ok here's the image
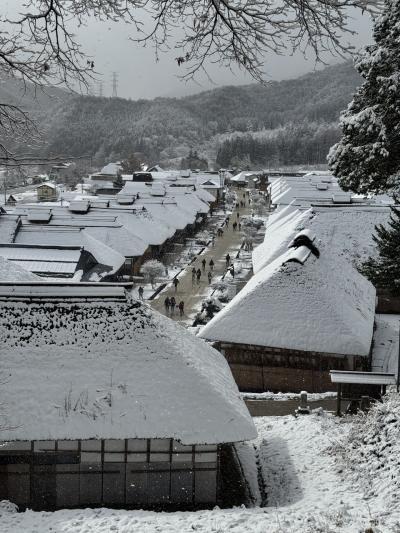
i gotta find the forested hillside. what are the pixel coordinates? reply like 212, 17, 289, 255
22, 62, 361, 167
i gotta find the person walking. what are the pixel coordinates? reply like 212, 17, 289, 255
173, 277, 179, 292
225, 253, 231, 267
138, 286, 144, 300
178, 300, 185, 317
211, 236, 215, 247
164, 296, 171, 314
191, 267, 196, 285
233, 221, 237, 231
170, 296, 176, 314
236, 211, 240, 219
201, 258, 206, 271
209, 259, 214, 271
196, 268, 201, 285
207, 271, 212, 285
229, 264, 235, 278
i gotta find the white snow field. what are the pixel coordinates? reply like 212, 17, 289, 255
2, 406, 399, 532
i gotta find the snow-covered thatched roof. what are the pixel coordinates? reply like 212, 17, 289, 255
253, 204, 391, 274
200, 243, 375, 356
0, 286, 256, 444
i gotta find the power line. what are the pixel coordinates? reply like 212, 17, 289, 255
112, 72, 118, 97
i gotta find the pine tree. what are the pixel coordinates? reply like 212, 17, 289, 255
328, 0, 400, 195
360, 207, 400, 294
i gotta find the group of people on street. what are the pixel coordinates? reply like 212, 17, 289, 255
164, 296, 185, 317
192, 257, 215, 286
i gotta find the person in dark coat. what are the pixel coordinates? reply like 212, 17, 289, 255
138, 286, 144, 300
202, 258, 206, 270
173, 278, 179, 292
196, 268, 202, 284
178, 301, 185, 317
191, 267, 196, 285
225, 253, 231, 267
207, 271, 212, 284
170, 296, 176, 314
164, 296, 170, 313
209, 259, 214, 270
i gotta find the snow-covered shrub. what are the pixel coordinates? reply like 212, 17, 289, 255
334, 392, 400, 519
195, 231, 210, 245
140, 260, 165, 288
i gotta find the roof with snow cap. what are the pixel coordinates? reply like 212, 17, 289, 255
0, 286, 256, 444
200, 242, 375, 356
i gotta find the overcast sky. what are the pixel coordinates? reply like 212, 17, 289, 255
5, 1, 374, 100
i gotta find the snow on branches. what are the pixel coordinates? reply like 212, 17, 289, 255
329, 0, 400, 195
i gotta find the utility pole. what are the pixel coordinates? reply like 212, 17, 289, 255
112, 72, 118, 98
98, 81, 104, 98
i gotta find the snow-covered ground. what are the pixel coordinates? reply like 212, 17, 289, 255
2, 405, 399, 532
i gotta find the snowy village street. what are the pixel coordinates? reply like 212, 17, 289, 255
150, 193, 254, 324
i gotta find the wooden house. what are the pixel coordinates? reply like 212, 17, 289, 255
37, 182, 58, 202
200, 236, 376, 393
0, 284, 256, 511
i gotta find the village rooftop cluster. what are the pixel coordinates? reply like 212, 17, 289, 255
0, 163, 398, 521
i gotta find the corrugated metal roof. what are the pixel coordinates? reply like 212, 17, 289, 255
12, 260, 77, 274
330, 370, 396, 385
69, 201, 90, 213
0, 247, 80, 262
27, 210, 52, 222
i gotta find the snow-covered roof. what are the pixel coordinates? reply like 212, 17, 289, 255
200, 244, 375, 356
69, 200, 90, 213
252, 205, 312, 273
84, 226, 148, 257
253, 204, 391, 274
15, 227, 125, 276
100, 162, 122, 176
0, 256, 40, 281
0, 287, 256, 444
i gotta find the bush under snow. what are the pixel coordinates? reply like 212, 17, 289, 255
333, 392, 400, 530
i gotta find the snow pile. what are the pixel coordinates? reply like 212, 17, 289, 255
0, 289, 255, 444
336, 392, 400, 528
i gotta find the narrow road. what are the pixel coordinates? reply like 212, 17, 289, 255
151, 189, 252, 323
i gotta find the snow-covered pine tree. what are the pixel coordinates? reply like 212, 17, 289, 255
360, 207, 400, 293
328, 0, 400, 195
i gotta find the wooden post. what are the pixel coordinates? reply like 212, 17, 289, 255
336, 383, 342, 416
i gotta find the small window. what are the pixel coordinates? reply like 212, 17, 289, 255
81, 452, 101, 463
104, 440, 124, 452
127, 453, 147, 463
81, 440, 101, 451
34, 441, 55, 452
195, 452, 217, 463
104, 453, 125, 462
127, 439, 147, 452
150, 439, 170, 452
150, 453, 170, 463
58, 440, 78, 451
172, 453, 192, 463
